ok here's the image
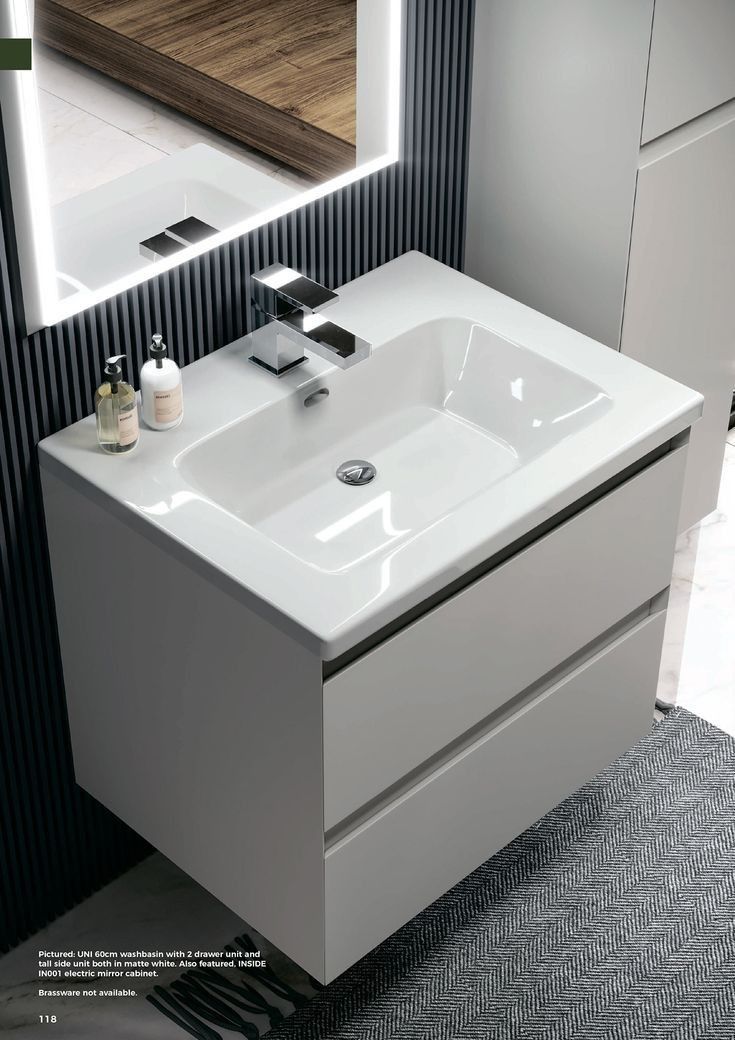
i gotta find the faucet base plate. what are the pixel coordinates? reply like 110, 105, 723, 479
248, 353, 307, 377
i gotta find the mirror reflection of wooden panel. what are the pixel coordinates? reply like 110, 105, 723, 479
34, 0, 357, 181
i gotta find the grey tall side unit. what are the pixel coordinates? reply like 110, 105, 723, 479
465, 0, 735, 532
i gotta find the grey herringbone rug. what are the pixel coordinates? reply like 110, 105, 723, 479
265, 709, 735, 1040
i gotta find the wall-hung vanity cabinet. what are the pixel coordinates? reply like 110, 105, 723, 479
466, 0, 735, 533
40, 254, 702, 983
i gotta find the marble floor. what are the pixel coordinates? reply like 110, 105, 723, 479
1, 433, 733, 1039
0, 855, 317, 1039
658, 429, 735, 735
34, 44, 312, 207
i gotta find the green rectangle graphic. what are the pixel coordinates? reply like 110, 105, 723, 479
0, 39, 32, 70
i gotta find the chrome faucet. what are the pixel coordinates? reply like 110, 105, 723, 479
248, 263, 371, 376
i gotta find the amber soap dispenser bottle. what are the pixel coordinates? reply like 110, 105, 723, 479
95, 354, 139, 454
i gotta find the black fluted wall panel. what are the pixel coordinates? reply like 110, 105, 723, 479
0, 0, 475, 952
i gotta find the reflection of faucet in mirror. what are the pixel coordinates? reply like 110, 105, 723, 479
248, 263, 371, 377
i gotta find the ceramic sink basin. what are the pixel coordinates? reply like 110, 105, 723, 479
178, 319, 611, 573
39, 252, 702, 657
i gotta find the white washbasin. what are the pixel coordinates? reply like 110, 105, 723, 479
39, 252, 702, 657
178, 319, 611, 573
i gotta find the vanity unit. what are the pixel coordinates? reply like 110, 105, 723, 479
40, 253, 702, 983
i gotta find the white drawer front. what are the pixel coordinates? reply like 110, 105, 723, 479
324, 448, 684, 830
642, 0, 735, 143
323, 609, 666, 982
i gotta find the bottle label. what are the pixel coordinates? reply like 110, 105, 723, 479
118, 407, 139, 446
153, 382, 183, 424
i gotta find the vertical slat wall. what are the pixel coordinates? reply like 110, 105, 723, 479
0, 0, 475, 952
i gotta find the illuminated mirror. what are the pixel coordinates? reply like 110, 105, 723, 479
0, 0, 401, 331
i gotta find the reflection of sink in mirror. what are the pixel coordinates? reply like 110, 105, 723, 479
51, 145, 298, 292
10, 1, 399, 326
178, 318, 612, 573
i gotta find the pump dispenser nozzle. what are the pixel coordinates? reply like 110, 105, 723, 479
149, 335, 168, 370
103, 354, 127, 385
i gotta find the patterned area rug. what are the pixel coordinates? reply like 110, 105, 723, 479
259, 708, 735, 1039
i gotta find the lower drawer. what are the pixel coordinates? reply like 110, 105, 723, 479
323, 608, 665, 982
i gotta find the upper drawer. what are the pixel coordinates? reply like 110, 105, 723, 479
323, 447, 685, 831
642, 0, 735, 143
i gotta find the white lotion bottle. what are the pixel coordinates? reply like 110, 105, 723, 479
140, 334, 183, 430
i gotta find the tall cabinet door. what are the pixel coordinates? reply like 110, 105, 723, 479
642, 0, 735, 143
621, 105, 735, 532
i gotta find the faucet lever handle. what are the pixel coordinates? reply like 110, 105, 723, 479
252, 263, 337, 315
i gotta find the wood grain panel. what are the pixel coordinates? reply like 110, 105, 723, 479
35, 0, 357, 180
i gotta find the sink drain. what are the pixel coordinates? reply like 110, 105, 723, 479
336, 460, 377, 486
